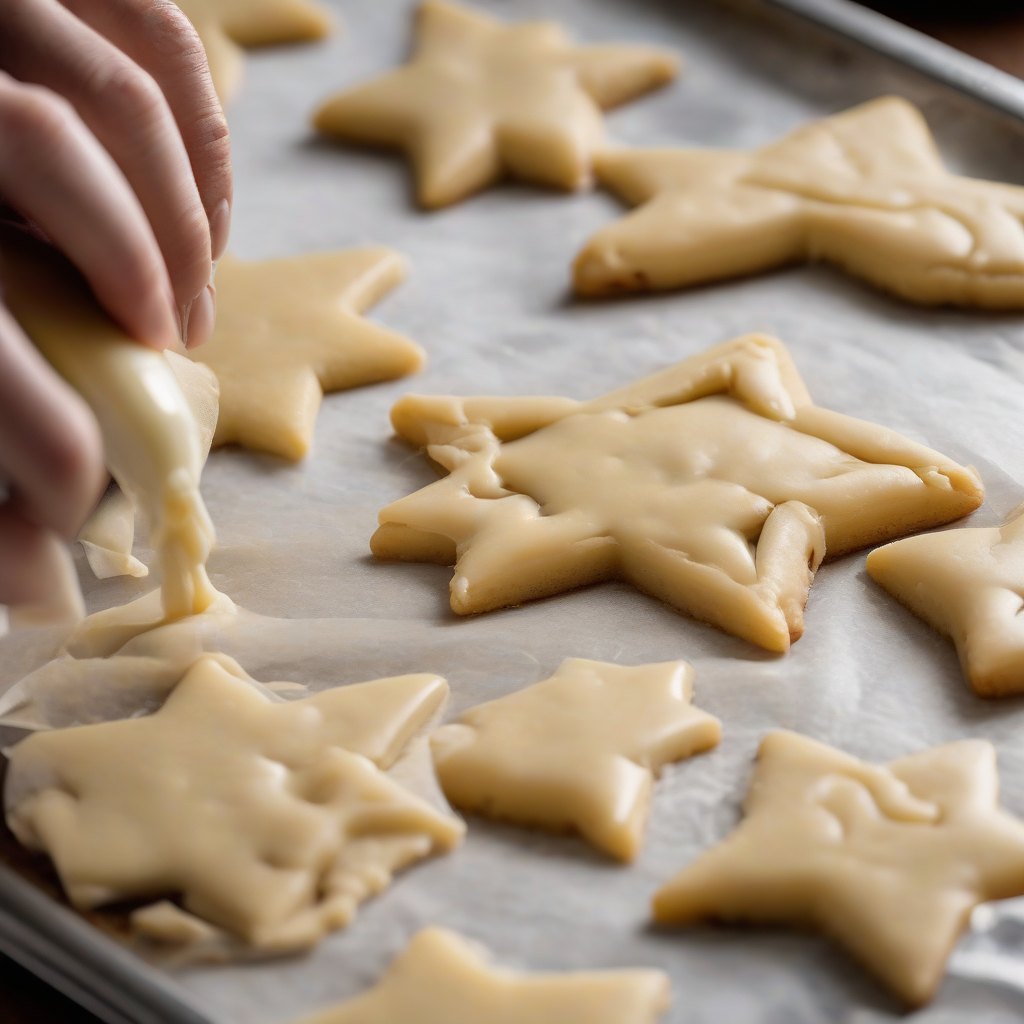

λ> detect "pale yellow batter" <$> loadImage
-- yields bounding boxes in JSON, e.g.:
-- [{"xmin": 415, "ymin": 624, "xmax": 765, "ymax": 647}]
[
  {"xmin": 0, "ymin": 227, "xmax": 219, "ymax": 622},
  {"xmin": 78, "ymin": 351, "xmax": 219, "ymax": 581},
  {"xmin": 574, "ymin": 97, "xmax": 1024, "ymax": 308},
  {"xmin": 867, "ymin": 512, "xmax": 1024, "ymax": 696},
  {"xmin": 431, "ymin": 658, "xmax": 720, "ymax": 861},
  {"xmin": 653, "ymin": 730, "xmax": 1024, "ymax": 1006},
  {"xmin": 177, "ymin": 0, "xmax": 333, "ymax": 102},
  {"xmin": 313, "ymin": 0, "xmax": 678, "ymax": 209},
  {"xmin": 373, "ymin": 334, "xmax": 982, "ymax": 651},
  {"xmin": 291, "ymin": 926, "xmax": 671, "ymax": 1024},
  {"xmin": 4, "ymin": 655, "xmax": 465, "ymax": 950},
  {"xmin": 191, "ymin": 249, "xmax": 424, "ymax": 461}
]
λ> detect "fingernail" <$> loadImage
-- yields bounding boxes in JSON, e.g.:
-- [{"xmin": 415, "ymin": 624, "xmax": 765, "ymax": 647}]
[
  {"xmin": 208, "ymin": 198, "xmax": 231, "ymax": 262},
  {"xmin": 185, "ymin": 283, "xmax": 217, "ymax": 349}
]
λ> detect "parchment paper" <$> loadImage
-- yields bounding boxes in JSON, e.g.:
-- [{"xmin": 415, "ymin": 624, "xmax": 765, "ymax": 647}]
[{"xmin": 8, "ymin": 0, "xmax": 1024, "ymax": 1020}]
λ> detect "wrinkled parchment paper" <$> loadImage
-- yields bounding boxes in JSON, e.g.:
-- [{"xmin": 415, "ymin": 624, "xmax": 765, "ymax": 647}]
[{"xmin": 8, "ymin": 0, "xmax": 1024, "ymax": 1020}]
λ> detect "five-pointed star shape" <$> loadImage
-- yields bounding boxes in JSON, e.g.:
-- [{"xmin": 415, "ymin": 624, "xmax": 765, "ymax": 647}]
[
  {"xmin": 867, "ymin": 512, "xmax": 1024, "ymax": 697},
  {"xmin": 652, "ymin": 730, "xmax": 1024, "ymax": 1007},
  {"xmin": 431, "ymin": 658, "xmax": 720, "ymax": 861},
  {"xmin": 177, "ymin": 0, "xmax": 333, "ymax": 102},
  {"xmin": 5, "ymin": 655, "xmax": 464, "ymax": 951},
  {"xmin": 188, "ymin": 248, "xmax": 424, "ymax": 461},
  {"xmin": 573, "ymin": 96, "xmax": 1024, "ymax": 308},
  {"xmin": 313, "ymin": 0, "xmax": 679, "ymax": 209},
  {"xmin": 293, "ymin": 926, "xmax": 671, "ymax": 1024},
  {"xmin": 372, "ymin": 333, "xmax": 983, "ymax": 652}
]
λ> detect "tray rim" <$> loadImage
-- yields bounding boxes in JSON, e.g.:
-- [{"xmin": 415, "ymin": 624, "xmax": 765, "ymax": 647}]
[
  {"xmin": 764, "ymin": 0, "xmax": 1024, "ymax": 123},
  {"xmin": 0, "ymin": 861, "xmax": 210, "ymax": 1024},
  {"xmin": 7, "ymin": 1, "xmax": 1024, "ymax": 1022}
]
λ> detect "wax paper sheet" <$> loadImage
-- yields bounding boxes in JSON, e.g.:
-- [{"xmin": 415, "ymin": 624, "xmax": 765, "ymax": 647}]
[{"xmin": 8, "ymin": 0, "xmax": 1024, "ymax": 1020}]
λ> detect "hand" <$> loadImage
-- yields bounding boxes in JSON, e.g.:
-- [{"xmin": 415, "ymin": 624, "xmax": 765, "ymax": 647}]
[{"xmin": 0, "ymin": 0, "xmax": 232, "ymax": 621}]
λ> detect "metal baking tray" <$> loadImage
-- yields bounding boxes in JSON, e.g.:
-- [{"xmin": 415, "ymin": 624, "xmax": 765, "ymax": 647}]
[{"xmin": 6, "ymin": 0, "xmax": 1024, "ymax": 1020}]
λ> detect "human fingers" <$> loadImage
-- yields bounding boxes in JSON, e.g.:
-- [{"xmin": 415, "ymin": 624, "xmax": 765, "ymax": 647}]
[
  {"xmin": 0, "ymin": 503, "xmax": 84, "ymax": 626},
  {"xmin": 0, "ymin": 303, "xmax": 106, "ymax": 540},
  {"xmin": 0, "ymin": 71, "xmax": 179, "ymax": 349},
  {"xmin": 0, "ymin": 0, "xmax": 215, "ymax": 346},
  {"xmin": 61, "ymin": 0, "xmax": 233, "ymax": 264}
]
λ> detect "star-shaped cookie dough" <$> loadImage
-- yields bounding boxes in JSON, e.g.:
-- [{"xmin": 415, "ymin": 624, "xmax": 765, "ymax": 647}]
[
  {"xmin": 431, "ymin": 658, "xmax": 720, "ymax": 861},
  {"xmin": 177, "ymin": 0, "xmax": 333, "ymax": 103},
  {"xmin": 5, "ymin": 655, "xmax": 465, "ymax": 951},
  {"xmin": 573, "ymin": 96, "xmax": 1024, "ymax": 308},
  {"xmin": 867, "ymin": 512, "xmax": 1024, "ymax": 697},
  {"xmin": 313, "ymin": 0, "xmax": 679, "ymax": 209},
  {"xmin": 654, "ymin": 731, "xmax": 1024, "ymax": 1006},
  {"xmin": 189, "ymin": 248, "xmax": 424, "ymax": 461},
  {"xmin": 372, "ymin": 334, "xmax": 982, "ymax": 652},
  {"xmin": 292, "ymin": 926, "xmax": 671, "ymax": 1024}
]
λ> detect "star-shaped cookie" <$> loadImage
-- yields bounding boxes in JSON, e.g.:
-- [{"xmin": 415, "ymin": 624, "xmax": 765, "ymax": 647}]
[
  {"xmin": 292, "ymin": 926, "xmax": 671, "ymax": 1024},
  {"xmin": 5, "ymin": 655, "xmax": 465, "ymax": 951},
  {"xmin": 313, "ymin": 0, "xmax": 679, "ymax": 209},
  {"xmin": 177, "ymin": 0, "xmax": 333, "ymax": 102},
  {"xmin": 189, "ymin": 248, "xmax": 425, "ymax": 461},
  {"xmin": 372, "ymin": 333, "xmax": 982, "ymax": 652},
  {"xmin": 653, "ymin": 730, "xmax": 1024, "ymax": 1006},
  {"xmin": 573, "ymin": 96, "xmax": 1024, "ymax": 308},
  {"xmin": 867, "ymin": 512, "xmax": 1024, "ymax": 696},
  {"xmin": 431, "ymin": 658, "xmax": 720, "ymax": 861}
]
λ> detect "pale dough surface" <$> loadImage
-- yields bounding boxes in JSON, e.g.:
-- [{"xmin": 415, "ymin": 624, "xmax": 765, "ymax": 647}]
[
  {"xmin": 292, "ymin": 926, "xmax": 670, "ymax": 1024},
  {"xmin": 0, "ymin": 227, "xmax": 218, "ymax": 623},
  {"xmin": 0, "ymin": 589, "xmax": 241, "ymax": 732},
  {"xmin": 573, "ymin": 97, "xmax": 1024, "ymax": 308},
  {"xmin": 313, "ymin": 0, "xmax": 678, "ymax": 208},
  {"xmin": 190, "ymin": 249, "xmax": 425, "ymax": 461},
  {"xmin": 78, "ymin": 351, "xmax": 220, "ymax": 581},
  {"xmin": 653, "ymin": 730, "xmax": 1024, "ymax": 1006},
  {"xmin": 372, "ymin": 334, "xmax": 983, "ymax": 652},
  {"xmin": 177, "ymin": 0, "xmax": 333, "ymax": 102},
  {"xmin": 4, "ymin": 655, "xmax": 465, "ymax": 951},
  {"xmin": 867, "ymin": 512, "xmax": 1024, "ymax": 697},
  {"xmin": 431, "ymin": 658, "xmax": 720, "ymax": 861}
]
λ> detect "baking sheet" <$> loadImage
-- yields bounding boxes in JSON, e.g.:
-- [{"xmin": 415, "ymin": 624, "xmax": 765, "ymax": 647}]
[
  {"xmin": 765, "ymin": 0, "xmax": 1024, "ymax": 122},
  {"xmin": 8, "ymin": 0, "xmax": 1024, "ymax": 1020}
]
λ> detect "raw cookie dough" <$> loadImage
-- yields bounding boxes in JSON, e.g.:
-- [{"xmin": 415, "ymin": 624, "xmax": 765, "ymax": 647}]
[
  {"xmin": 190, "ymin": 250, "xmax": 425, "ymax": 461},
  {"xmin": 0, "ymin": 227, "xmax": 218, "ymax": 622},
  {"xmin": 79, "ymin": 351, "xmax": 220, "ymax": 580},
  {"xmin": 431, "ymin": 658, "xmax": 720, "ymax": 861},
  {"xmin": 372, "ymin": 334, "xmax": 983, "ymax": 652},
  {"xmin": 78, "ymin": 484, "xmax": 151, "ymax": 581},
  {"xmin": 4, "ymin": 655, "xmax": 465, "ymax": 951},
  {"xmin": 291, "ymin": 926, "xmax": 671, "ymax": 1024},
  {"xmin": 0, "ymin": 588, "xmax": 242, "ymax": 732},
  {"xmin": 652, "ymin": 730, "xmax": 1024, "ymax": 1006},
  {"xmin": 867, "ymin": 512, "xmax": 1024, "ymax": 696},
  {"xmin": 177, "ymin": 0, "xmax": 333, "ymax": 103},
  {"xmin": 573, "ymin": 96, "xmax": 1024, "ymax": 308},
  {"xmin": 313, "ymin": 0, "xmax": 679, "ymax": 209}
]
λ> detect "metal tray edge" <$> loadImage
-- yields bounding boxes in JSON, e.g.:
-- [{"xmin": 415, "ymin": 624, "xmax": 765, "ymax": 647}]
[
  {"xmin": 764, "ymin": 0, "xmax": 1024, "ymax": 122},
  {"xmin": 0, "ymin": 862, "xmax": 212, "ymax": 1024}
]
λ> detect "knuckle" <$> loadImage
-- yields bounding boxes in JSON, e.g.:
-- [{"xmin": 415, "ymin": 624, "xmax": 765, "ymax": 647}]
[
  {"xmin": 132, "ymin": 0, "xmax": 211, "ymax": 79},
  {"xmin": 146, "ymin": 1, "xmax": 206, "ymax": 56},
  {"xmin": 88, "ymin": 56, "xmax": 166, "ymax": 127},
  {"xmin": 197, "ymin": 108, "xmax": 231, "ymax": 152},
  {"xmin": 0, "ymin": 84, "xmax": 76, "ymax": 154}
]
